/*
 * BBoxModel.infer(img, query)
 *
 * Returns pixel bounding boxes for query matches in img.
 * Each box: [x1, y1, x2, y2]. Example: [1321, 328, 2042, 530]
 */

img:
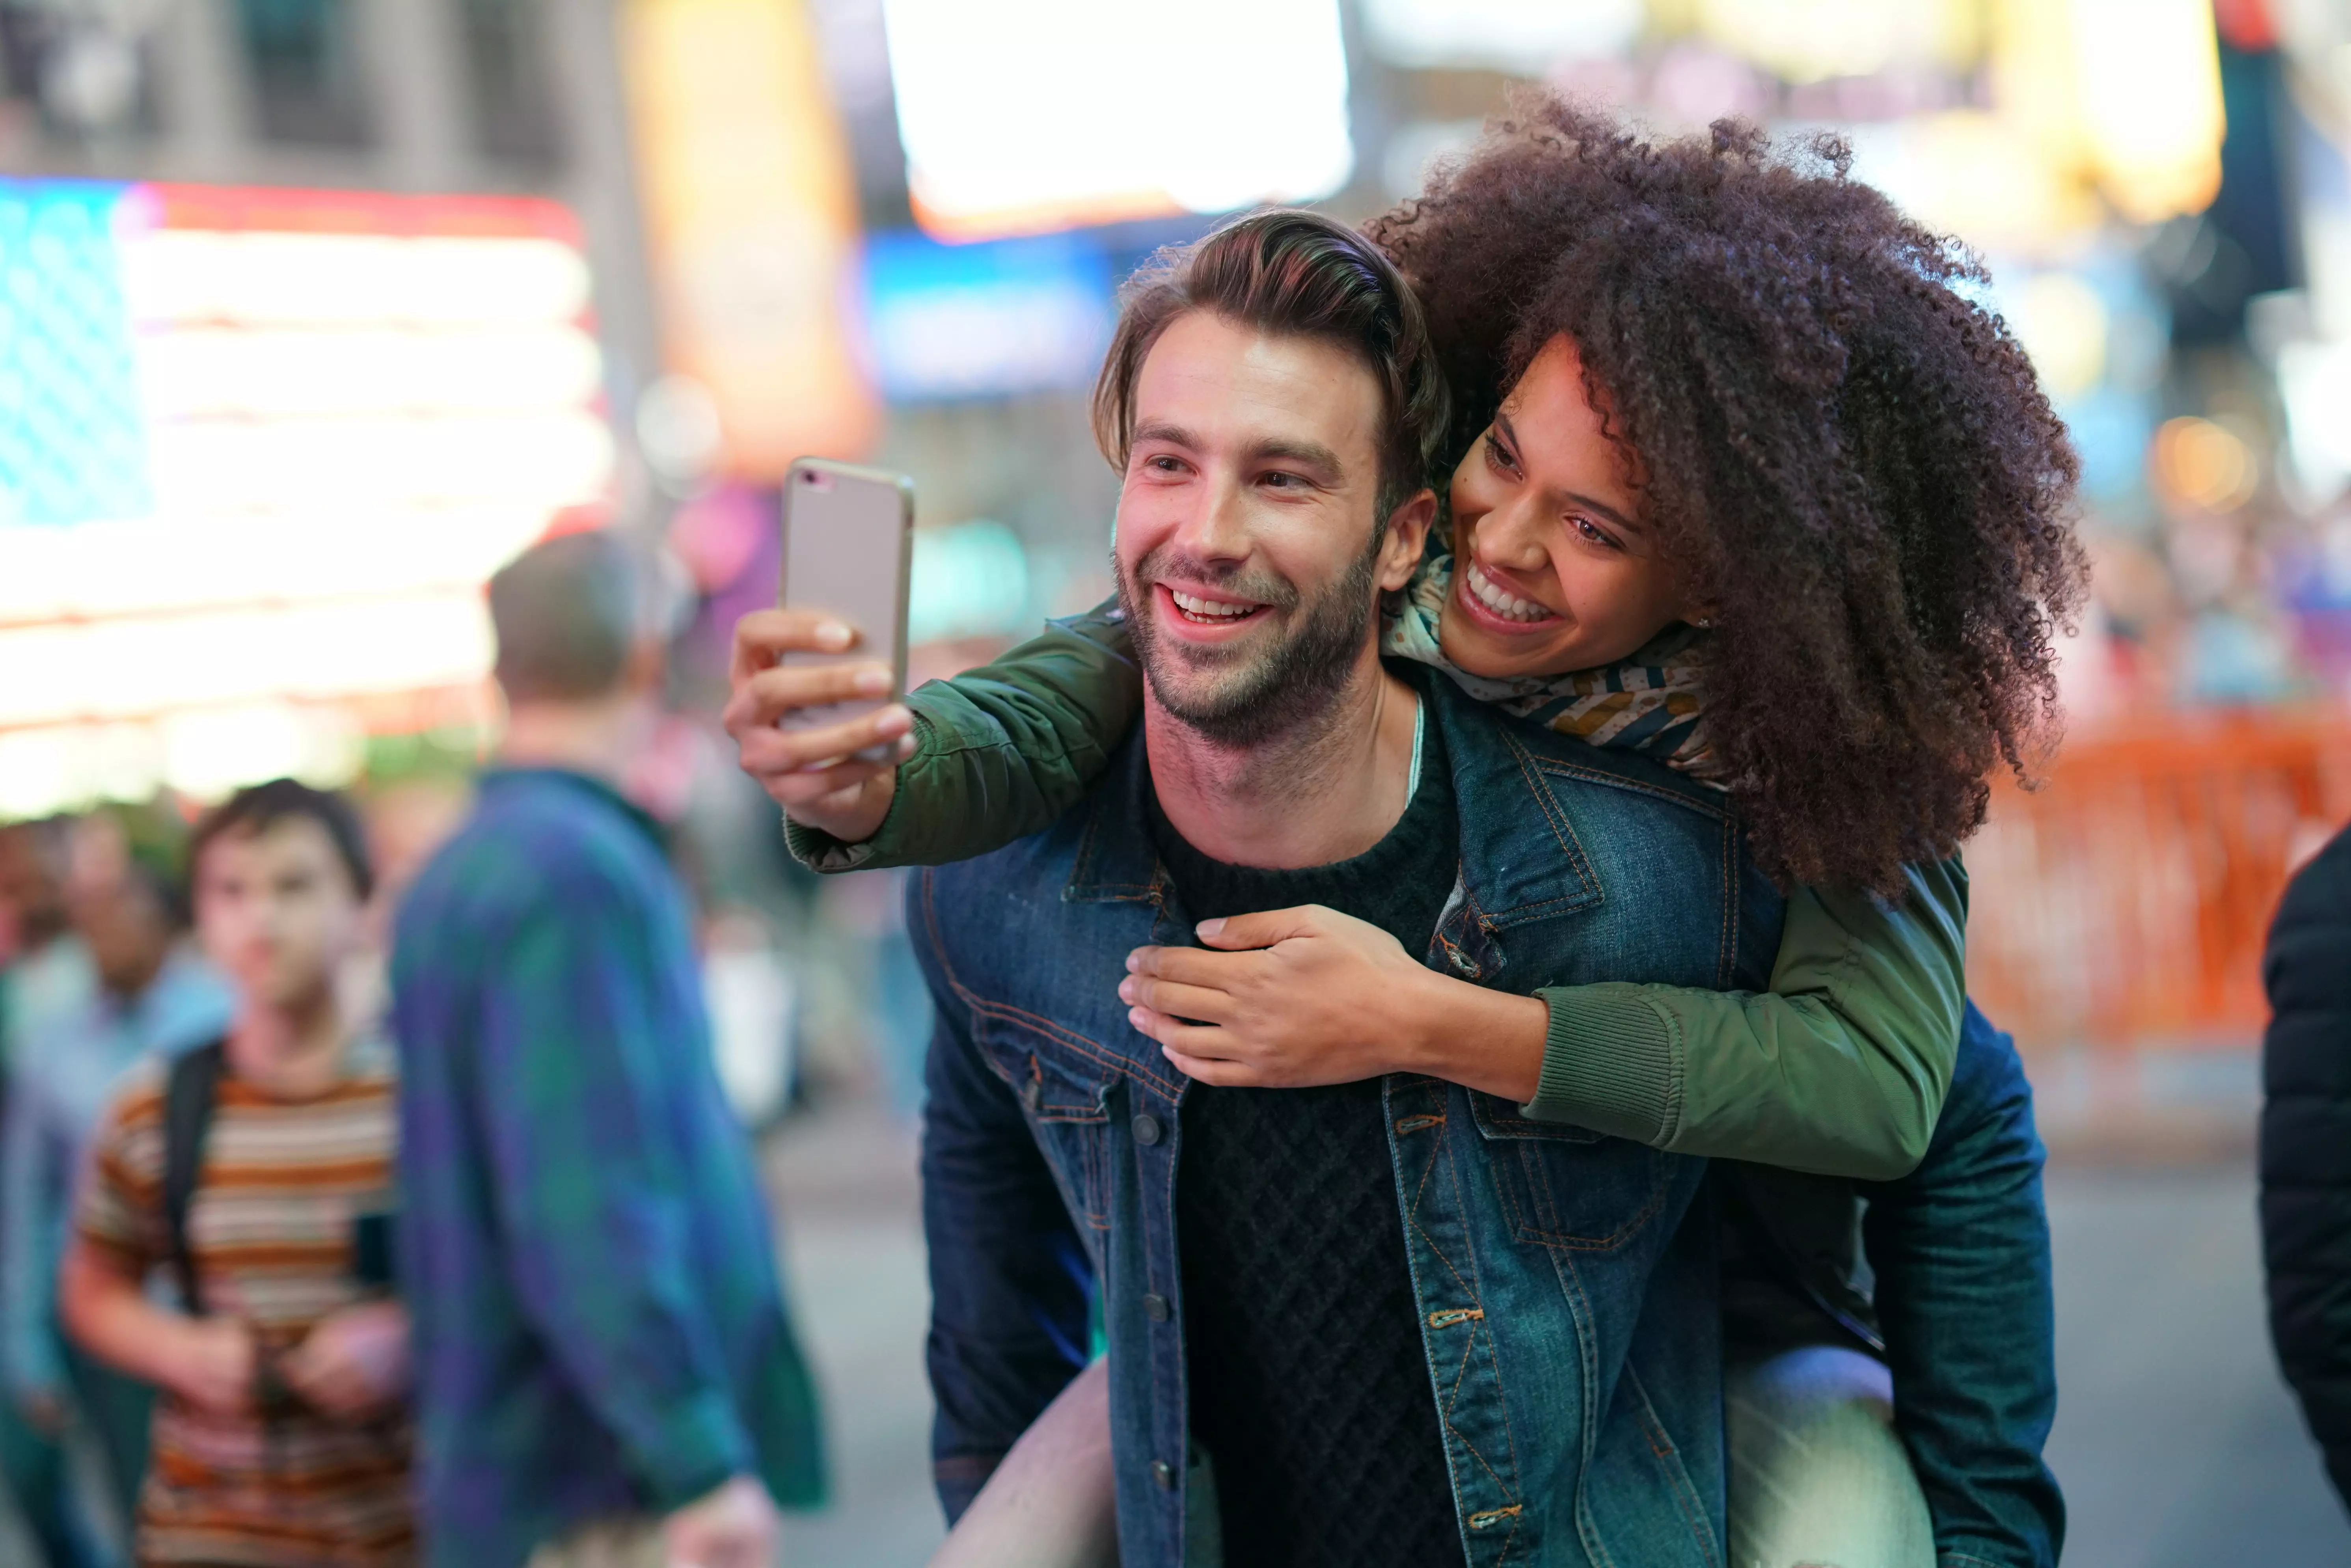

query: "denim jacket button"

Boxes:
[1131, 1112, 1164, 1145]
[1152, 1459, 1177, 1490]
[1143, 1292, 1171, 1322]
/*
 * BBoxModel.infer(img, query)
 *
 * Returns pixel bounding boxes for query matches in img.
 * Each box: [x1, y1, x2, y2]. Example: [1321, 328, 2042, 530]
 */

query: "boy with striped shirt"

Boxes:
[60, 781, 411, 1567]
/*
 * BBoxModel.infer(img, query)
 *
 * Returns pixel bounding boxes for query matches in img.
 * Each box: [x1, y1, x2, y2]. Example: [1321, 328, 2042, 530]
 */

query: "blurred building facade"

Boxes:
[0, 0, 655, 818]
[4, 0, 2351, 1075]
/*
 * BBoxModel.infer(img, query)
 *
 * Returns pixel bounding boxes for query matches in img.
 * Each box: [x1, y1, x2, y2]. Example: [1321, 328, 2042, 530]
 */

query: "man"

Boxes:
[60, 783, 412, 1565]
[391, 529, 825, 1568]
[734, 211, 1783, 1566]
[2, 858, 231, 1555]
[2261, 822, 2351, 1514]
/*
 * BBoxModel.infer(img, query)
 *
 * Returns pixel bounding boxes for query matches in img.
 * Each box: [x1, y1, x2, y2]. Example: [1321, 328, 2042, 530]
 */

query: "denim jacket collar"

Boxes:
[1061, 659, 1737, 966]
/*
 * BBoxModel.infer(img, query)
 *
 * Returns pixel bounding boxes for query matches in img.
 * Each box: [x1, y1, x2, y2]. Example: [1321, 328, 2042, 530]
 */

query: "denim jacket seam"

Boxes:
[922, 865, 1181, 1098]
[1524, 756, 1735, 821]
[1619, 1363, 1722, 1568]
[1399, 1089, 1528, 1545]
[1500, 732, 1601, 903]
[1715, 814, 1738, 989]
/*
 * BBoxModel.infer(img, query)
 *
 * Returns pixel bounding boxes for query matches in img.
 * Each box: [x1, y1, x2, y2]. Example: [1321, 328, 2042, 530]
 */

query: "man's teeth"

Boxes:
[1170, 590, 1256, 620]
[1466, 561, 1556, 624]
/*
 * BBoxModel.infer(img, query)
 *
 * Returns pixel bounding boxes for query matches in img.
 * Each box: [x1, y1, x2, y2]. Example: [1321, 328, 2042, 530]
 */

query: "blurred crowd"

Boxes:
[0, 532, 940, 1568]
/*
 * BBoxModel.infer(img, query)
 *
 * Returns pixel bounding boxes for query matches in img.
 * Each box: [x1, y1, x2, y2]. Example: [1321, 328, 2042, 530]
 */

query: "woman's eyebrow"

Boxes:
[1565, 491, 1643, 535]
[1495, 412, 1643, 534]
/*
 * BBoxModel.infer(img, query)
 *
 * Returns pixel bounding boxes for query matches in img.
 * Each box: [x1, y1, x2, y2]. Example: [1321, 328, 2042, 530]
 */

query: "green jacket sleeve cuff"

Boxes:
[633, 1387, 757, 1513]
[1521, 985, 1680, 1142]
[780, 715, 939, 873]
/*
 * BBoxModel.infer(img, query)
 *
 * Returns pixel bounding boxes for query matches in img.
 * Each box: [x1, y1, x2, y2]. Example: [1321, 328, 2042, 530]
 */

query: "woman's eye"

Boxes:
[1571, 516, 1622, 550]
[1484, 434, 1518, 476]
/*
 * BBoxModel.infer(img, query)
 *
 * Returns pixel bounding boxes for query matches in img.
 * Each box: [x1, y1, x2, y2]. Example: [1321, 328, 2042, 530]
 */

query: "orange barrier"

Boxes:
[1964, 708, 2351, 1051]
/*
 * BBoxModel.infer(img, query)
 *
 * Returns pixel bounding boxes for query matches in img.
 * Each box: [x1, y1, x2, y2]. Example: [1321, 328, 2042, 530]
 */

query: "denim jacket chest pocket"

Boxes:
[1468, 1090, 1676, 1251]
[967, 1009, 1119, 1231]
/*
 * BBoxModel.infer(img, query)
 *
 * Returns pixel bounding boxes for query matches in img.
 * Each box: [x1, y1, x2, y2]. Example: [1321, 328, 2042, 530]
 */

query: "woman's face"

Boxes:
[1438, 334, 1698, 679]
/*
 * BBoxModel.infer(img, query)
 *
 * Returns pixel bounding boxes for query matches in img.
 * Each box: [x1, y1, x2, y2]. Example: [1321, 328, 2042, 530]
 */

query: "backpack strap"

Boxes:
[161, 1040, 227, 1317]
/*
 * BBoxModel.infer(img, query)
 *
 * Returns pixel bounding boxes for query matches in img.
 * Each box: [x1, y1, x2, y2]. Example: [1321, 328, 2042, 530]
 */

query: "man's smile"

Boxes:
[1154, 581, 1271, 638]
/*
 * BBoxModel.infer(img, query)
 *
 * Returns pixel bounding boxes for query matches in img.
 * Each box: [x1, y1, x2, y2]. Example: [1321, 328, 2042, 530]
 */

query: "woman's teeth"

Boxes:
[1464, 561, 1557, 624]
[1170, 589, 1257, 622]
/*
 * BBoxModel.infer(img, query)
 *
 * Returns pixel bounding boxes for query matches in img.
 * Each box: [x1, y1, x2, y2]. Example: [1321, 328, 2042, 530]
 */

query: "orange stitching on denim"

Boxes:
[1395, 1114, 1445, 1134]
[1716, 815, 1736, 991]
[1427, 1307, 1485, 1328]
[1433, 1103, 1528, 1513]
[1624, 1364, 1721, 1568]
[960, 991, 1180, 1098]
[1526, 754, 1734, 821]
[1502, 732, 1596, 895]
[1468, 1505, 1523, 1530]
[1502, 1148, 1674, 1253]
[923, 844, 1183, 1098]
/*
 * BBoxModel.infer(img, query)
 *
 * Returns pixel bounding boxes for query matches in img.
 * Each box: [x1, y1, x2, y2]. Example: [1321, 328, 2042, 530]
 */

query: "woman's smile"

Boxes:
[1455, 557, 1562, 630]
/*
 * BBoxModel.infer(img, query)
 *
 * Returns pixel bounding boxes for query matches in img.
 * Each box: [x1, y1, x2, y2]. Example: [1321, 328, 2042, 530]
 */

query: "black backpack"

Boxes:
[160, 1039, 227, 1316]
[158, 1039, 397, 1317]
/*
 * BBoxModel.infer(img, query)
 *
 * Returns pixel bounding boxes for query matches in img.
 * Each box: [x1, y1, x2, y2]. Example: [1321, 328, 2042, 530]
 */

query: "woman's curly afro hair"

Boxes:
[1367, 97, 2091, 896]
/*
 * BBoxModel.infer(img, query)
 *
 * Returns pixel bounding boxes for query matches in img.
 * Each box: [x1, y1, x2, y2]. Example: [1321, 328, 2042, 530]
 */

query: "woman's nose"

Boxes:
[1475, 496, 1552, 573]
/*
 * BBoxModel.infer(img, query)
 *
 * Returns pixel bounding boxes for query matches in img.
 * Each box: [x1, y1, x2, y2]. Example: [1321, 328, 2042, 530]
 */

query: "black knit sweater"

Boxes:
[1147, 715, 1466, 1568]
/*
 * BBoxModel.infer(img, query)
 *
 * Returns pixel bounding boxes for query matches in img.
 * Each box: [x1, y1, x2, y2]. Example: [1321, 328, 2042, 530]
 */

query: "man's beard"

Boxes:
[1116, 538, 1381, 748]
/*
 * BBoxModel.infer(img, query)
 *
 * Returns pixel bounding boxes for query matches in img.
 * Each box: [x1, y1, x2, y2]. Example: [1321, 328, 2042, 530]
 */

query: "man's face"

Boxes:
[1112, 311, 1423, 745]
[195, 818, 364, 1011]
[74, 878, 172, 999]
[0, 827, 64, 958]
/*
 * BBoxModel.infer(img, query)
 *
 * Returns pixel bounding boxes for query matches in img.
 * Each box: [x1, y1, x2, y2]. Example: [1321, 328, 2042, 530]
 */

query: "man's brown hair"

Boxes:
[1091, 208, 1450, 524]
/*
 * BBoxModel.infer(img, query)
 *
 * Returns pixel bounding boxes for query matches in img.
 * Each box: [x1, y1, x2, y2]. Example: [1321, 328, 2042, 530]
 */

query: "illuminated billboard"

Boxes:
[0, 181, 612, 817]
[880, 0, 1355, 242]
[622, 0, 877, 478]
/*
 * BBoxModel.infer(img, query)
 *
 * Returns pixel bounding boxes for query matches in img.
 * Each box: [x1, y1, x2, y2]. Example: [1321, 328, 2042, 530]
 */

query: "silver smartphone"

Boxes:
[777, 458, 916, 759]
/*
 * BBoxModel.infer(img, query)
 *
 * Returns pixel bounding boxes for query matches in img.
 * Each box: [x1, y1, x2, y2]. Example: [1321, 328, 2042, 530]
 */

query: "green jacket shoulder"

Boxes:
[784, 600, 1141, 873]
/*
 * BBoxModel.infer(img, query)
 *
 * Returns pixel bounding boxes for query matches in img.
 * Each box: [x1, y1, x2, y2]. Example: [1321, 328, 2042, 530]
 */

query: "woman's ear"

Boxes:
[1377, 488, 1439, 592]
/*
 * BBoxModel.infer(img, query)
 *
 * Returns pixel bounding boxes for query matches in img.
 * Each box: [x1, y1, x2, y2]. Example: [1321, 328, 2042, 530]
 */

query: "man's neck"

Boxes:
[225, 985, 350, 1101]
[1146, 653, 1420, 871]
[496, 694, 643, 786]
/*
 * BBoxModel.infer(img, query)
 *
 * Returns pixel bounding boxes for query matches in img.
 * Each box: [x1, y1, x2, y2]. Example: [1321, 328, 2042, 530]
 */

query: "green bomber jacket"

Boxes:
[785, 605, 1963, 1181]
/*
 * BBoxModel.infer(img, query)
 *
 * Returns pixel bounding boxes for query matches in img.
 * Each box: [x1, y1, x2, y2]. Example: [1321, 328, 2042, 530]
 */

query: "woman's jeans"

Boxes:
[1727, 1346, 1934, 1568]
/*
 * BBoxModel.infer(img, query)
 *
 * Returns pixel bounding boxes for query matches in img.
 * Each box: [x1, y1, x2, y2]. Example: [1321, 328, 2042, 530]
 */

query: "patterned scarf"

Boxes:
[1384, 553, 1724, 785]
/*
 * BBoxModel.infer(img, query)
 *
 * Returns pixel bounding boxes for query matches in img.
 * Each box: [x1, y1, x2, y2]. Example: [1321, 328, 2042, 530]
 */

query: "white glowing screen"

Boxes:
[0, 183, 613, 814]
[880, 0, 1356, 240]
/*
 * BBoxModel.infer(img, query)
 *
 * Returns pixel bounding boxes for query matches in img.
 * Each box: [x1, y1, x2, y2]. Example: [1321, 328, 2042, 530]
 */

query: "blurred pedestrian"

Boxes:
[57, 780, 413, 1566]
[2260, 823, 2351, 1514]
[390, 529, 823, 1568]
[0, 821, 95, 1084]
[1, 858, 232, 1558]
[0, 819, 103, 1568]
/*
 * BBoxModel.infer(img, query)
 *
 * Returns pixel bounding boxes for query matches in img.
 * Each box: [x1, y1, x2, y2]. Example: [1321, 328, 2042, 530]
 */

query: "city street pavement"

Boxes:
[8, 1101, 2334, 1565]
[765, 1100, 2351, 1568]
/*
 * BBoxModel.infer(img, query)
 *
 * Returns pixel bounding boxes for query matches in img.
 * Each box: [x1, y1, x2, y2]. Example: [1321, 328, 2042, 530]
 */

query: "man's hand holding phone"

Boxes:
[724, 609, 916, 845]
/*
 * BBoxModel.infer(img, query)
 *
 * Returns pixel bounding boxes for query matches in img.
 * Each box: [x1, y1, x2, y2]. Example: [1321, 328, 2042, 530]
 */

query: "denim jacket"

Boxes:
[911, 667, 1786, 1568]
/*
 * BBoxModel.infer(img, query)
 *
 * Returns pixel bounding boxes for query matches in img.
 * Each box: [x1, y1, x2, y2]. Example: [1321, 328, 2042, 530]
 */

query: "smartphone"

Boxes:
[777, 458, 916, 760]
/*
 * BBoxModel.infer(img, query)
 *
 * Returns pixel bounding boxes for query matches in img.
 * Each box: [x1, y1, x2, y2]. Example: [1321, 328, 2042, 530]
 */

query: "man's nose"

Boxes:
[1176, 471, 1254, 563]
